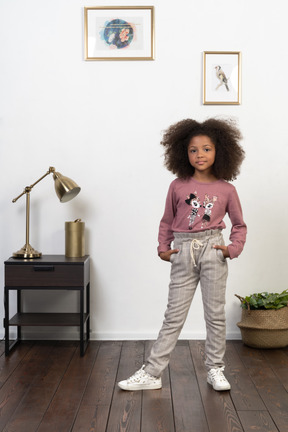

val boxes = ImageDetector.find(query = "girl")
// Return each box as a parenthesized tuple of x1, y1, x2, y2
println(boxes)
(118, 118, 247, 392)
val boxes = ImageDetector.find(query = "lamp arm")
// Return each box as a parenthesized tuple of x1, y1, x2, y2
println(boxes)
(12, 167, 56, 203)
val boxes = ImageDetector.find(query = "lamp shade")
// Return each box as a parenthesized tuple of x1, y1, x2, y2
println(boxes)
(53, 171, 81, 203)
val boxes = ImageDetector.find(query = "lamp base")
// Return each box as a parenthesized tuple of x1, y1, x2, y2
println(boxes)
(13, 244, 42, 259)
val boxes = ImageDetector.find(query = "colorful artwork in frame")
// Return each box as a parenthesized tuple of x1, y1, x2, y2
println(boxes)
(84, 6, 155, 61)
(203, 51, 241, 105)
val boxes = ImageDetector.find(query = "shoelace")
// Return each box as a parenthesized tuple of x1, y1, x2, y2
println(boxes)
(209, 367, 226, 382)
(127, 365, 148, 383)
(190, 239, 204, 267)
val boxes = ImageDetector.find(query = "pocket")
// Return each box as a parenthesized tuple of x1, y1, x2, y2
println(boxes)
(216, 248, 226, 263)
(169, 248, 181, 263)
(169, 252, 176, 263)
(213, 235, 226, 263)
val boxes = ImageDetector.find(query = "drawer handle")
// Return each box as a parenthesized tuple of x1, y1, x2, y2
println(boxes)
(34, 266, 55, 272)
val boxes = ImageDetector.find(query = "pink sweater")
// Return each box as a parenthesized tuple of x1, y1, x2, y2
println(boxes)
(158, 177, 247, 259)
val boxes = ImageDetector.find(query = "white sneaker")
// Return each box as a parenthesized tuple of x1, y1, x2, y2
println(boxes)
(118, 365, 162, 391)
(207, 367, 231, 391)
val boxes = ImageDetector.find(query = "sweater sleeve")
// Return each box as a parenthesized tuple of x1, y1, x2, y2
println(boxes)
(157, 182, 177, 254)
(226, 188, 247, 259)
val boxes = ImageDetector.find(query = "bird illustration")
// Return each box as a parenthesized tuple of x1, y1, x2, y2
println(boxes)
(215, 65, 229, 91)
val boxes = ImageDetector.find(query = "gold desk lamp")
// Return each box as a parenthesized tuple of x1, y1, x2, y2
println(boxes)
(12, 166, 81, 259)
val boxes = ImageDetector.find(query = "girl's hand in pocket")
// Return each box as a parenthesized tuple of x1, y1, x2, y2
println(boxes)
(159, 249, 179, 262)
(213, 245, 230, 258)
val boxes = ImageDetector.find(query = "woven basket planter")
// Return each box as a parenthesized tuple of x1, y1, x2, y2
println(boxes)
(237, 307, 288, 349)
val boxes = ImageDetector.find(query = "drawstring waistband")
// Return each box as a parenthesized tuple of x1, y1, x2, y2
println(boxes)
(190, 239, 203, 267)
(173, 230, 222, 268)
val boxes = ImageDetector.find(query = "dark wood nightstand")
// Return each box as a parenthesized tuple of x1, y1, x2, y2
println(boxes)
(4, 255, 90, 356)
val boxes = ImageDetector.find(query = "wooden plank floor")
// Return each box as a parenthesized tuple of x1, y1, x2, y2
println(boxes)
(0, 340, 288, 432)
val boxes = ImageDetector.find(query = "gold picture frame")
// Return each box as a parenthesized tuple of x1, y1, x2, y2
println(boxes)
(84, 6, 155, 61)
(203, 51, 241, 105)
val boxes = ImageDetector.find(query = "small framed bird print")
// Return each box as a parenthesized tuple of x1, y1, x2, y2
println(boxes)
(203, 51, 241, 105)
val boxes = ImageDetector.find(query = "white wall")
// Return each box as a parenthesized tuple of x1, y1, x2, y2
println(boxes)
(1, 0, 288, 341)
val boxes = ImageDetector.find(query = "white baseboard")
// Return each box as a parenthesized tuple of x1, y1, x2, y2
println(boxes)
(0, 329, 241, 341)
(89, 330, 242, 341)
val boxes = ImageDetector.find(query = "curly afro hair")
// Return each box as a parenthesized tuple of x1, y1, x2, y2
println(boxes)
(160, 118, 245, 181)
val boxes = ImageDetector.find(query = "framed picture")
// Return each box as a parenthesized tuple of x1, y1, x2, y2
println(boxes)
(203, 51, 241, 105)
(84, 6, 155, 61)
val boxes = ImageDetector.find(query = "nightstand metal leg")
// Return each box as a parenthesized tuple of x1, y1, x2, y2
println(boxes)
(4, 286, 9, 355)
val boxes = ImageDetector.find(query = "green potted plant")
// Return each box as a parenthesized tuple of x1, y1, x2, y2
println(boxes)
(235, 290, 288, 348)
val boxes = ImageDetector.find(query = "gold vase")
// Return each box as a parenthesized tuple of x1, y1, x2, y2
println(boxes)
(65, 219, 85, 257)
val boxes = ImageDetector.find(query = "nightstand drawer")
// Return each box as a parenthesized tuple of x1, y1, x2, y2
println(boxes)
(5, 264, 83, 287)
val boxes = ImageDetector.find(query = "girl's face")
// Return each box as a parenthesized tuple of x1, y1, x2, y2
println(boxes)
(187, 135, 216, 175)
